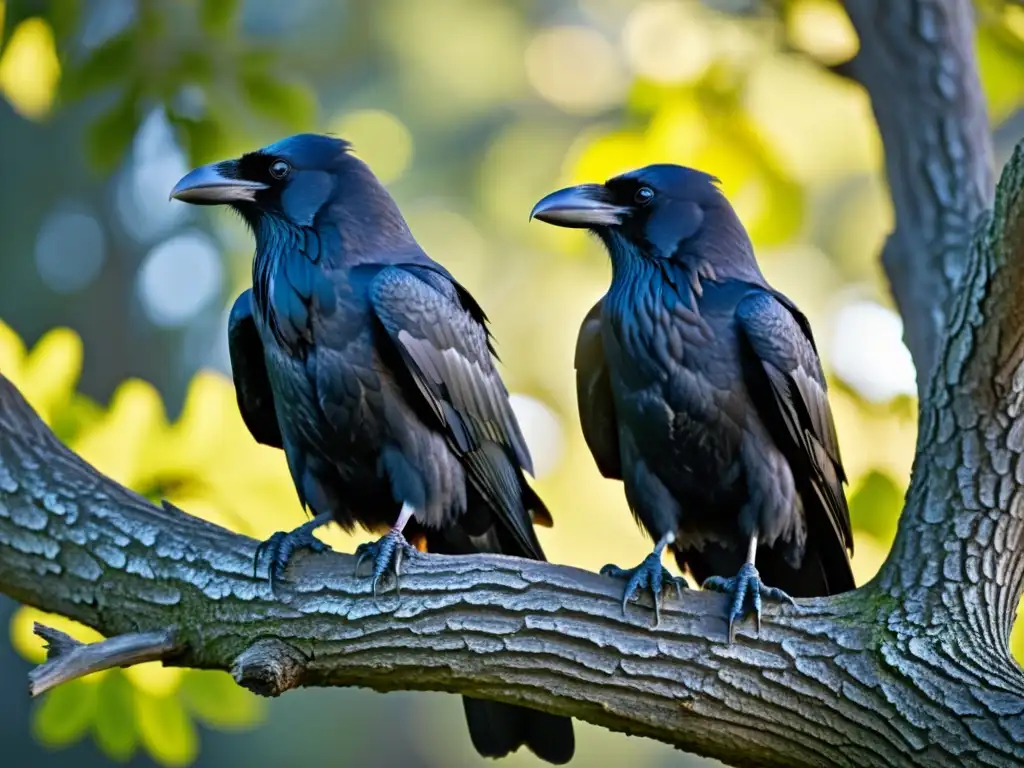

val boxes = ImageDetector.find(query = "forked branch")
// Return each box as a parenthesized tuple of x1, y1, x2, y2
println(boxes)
(28, 625, 181, 696)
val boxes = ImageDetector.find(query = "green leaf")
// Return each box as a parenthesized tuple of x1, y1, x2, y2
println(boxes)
(86, 87, 141, 172)
(50, 393, 104, 443)
(168, 113, 229, 166)
(136, 1, 165, 43)
(240, 71, 316, 131)
(135, 692, 198, 768)
(62, 30, 136, 101)
(718, 111, 804, 247)
(750, 170, 804, 247)
(849, 470, 903, 546)
(180, 670, 266, 730)
(32, 680, 97, 747)
(173, 50, 214, 86)
(977, 22, 1024, 123)
(93, 672, 137, 761)
(200, 0, 240, 35)
(48, 0, 82, 45)
(239, 48, 276, 73)
(625, 79, 687, 119)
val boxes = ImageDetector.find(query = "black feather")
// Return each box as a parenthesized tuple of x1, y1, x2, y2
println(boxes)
(227, 289, 283, 449)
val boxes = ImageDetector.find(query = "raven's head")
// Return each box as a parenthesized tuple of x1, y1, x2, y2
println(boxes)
(531, 164, 758, 278)
(171, 134, 410, 246)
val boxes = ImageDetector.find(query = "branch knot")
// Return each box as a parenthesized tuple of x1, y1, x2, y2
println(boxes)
(232, 638, 307, 697)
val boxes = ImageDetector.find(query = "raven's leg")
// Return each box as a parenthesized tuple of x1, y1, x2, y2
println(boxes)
(702, 528, 797, 642)
(600, 531, 688, 626)
(353, 503, 420, 597)
(254, 511, 333, 592)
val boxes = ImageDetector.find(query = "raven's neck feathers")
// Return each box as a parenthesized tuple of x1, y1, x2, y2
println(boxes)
(321, 180, 418, 264)
(604, 203, 765, 305)
(683, 204, 765, 285)
(249, 174, 419, 350)
(250, 182, 417, 266)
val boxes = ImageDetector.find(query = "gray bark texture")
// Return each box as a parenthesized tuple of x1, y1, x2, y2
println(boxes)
(0, 0, 1022, 766)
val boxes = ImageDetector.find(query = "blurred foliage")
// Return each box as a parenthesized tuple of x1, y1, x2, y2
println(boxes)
(0, 0, 315, 168)
(2, 320, 287, 764)
(0, 0, 1022, 766)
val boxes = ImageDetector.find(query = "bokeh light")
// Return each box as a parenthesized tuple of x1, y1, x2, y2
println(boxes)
(745, 57, 883, 183)
(525, 26, 627, 114)
(404, 205, 491, 288)
(328, 109, 414, 184)
(830, 299, 917, 403)
(785, 0, 859, 65)
(118, 110, 190, 243)
(508, 393, 565, 479)
(380, 0, 528, 115)
(622, 1, 713, 84)
(0, 17, 60, 120)
(137, 232, 224, 328)
(34, 206, 106, 294)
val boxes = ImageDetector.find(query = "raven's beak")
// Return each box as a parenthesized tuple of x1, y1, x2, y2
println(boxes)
(170, 161, 268, 205)
(529, 184, 627, 228)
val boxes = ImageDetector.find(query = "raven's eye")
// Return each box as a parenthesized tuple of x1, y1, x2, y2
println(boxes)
(269, 160, 290, 180)
(634, 186, 654, 204)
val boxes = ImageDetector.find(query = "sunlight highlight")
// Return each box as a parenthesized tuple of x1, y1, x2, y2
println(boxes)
(830, 300, 917, 403)
(0, 17, 61, 120)
(329, 108, 414, 184)
(622, 1, 712, 84)
(525, 26, 626, 114)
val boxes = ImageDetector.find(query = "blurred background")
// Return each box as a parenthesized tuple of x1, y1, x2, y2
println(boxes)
(0, 0, 1023, 766)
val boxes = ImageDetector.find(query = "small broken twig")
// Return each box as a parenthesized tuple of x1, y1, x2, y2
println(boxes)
(28, 623, 183, 696)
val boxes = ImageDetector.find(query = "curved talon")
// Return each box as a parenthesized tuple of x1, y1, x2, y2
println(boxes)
(353, 548, 374, 578)
(253, 538, 271, 579)
(253, 522, 330, 592)
(702, 562, 796, 643)
(392, 544, 407, 598)
(354, 529, 417, 598)
(600, 553, 688, 626)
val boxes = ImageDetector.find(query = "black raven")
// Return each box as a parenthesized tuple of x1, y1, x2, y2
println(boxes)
(530, 164, 855, 638)
(171, 134, 575, 763)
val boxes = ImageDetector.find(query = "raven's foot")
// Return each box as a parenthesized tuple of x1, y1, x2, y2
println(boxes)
(353, 528, 419, 597)
(254, 513, 332, 592)
(702, 562, 797, 642)
(600, 552, 688, 626)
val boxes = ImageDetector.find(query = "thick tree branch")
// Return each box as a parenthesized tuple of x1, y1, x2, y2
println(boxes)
(842, 0, 995, 385)
(0, 2, 1021, 766)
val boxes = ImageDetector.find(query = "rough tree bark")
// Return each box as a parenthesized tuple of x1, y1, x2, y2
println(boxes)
(0, 0, 1021, 766)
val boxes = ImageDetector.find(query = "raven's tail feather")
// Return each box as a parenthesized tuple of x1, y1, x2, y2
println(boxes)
(756, 535, 855, 598)
(463, 698, 575, 765)
(766, 495, 857, 598)
(424, 473, 575, 765)
(523, 481, 554, 528)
